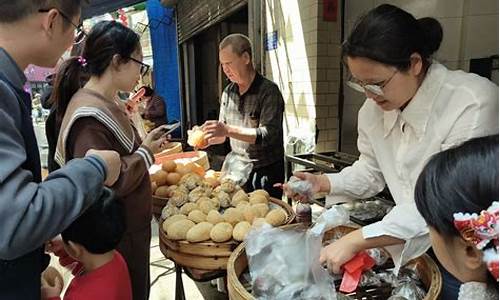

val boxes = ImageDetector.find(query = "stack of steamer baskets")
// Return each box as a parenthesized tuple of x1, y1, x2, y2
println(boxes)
(150, 153, 295, 272)
(227, 224, 442, 300)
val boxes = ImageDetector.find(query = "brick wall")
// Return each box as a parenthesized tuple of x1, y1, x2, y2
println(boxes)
(263, 0, 342, 154)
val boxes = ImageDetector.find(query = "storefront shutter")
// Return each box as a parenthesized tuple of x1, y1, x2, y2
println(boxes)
(176, 0, 247, 44)
(82, 0, 144, 19)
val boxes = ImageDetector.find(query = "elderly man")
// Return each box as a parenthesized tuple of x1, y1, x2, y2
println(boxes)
(203, 33, 285, 198)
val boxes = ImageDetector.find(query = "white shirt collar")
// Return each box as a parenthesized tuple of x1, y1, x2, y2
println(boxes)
(383, 63, 447, 138)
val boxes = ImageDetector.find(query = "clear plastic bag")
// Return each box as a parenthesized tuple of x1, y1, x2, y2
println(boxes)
(286, 126, 316, 155)
(245, 206, 350, 300)
(220, 151, 253, 186)
(287, 176, 314, 201)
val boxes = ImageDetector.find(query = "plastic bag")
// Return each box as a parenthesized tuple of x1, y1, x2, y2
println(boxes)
(220, 151, 253, 186)
(389, 281, 426, 300)
(245, 206, 350, 300)
(286, 126, 316, 155)
(366, 248, 390, 266)
(287, 176, 314, 201)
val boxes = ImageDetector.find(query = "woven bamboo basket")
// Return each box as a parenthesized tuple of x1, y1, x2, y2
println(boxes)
(159, 198, 295, 271)
(227, 225, 442, 300)
(154, 142, 182, 158)
(154, 151, 210, 170)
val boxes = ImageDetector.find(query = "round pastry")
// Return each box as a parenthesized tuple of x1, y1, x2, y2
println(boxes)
(210, 222, 233, 242)
(180, 203, 198, 215)
(252, 203, 270, 218)
(161, 204, 180, 219)
(206, 210, 224, 224)
(186, 222, 213, 242)
(170, 190, 188, 207)
(167, 219, 195, 240)
(265, 208, 287, 226)
(233, 221, 252, 241)
(214, 191, 231, 208)
(231, 190, 249, 206)
(162, 214, 187, 232)
(223, 207, 244, 225)
(188, 209, 207, 223)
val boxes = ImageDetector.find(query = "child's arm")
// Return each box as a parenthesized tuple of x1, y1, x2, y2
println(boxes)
(46, 239, 84, 275)
(41, 274, 63, 300)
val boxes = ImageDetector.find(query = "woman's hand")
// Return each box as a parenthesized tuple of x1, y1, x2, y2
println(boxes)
(142, 125, 169, 154)
(281, 172, 330, 202)
(319, 231, 363, 274)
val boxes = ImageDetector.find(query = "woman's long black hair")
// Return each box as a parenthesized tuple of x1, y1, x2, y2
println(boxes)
(51, 20, 140, 125)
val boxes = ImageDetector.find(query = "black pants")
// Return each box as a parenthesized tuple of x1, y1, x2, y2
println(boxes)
(0, 248, 50, 300)
(244, 160, 285, 199)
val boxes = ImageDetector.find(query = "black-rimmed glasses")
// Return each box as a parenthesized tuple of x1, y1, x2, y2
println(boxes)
(128, 57, 150, 77)
(38, 9, 87, 45)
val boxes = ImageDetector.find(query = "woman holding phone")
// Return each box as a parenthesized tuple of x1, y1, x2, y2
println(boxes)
(50, 21, 168, 300)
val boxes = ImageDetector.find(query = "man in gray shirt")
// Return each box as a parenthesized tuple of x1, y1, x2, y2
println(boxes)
(0, 1, 120, 299)
(203, 34, 285, 198)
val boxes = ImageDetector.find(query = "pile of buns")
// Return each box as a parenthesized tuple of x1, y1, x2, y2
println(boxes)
(160, 180, 288, 243)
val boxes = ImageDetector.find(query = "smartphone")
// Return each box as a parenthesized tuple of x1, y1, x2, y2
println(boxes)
(162, 122, 180, 136)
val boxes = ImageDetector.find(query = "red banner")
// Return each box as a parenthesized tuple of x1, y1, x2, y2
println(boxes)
(323, 0, 338, 22)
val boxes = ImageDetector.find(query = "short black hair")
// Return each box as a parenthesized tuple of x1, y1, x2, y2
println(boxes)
(415, 135, 498, 237)
(343, 4, 442, 70)
(0, 0, 85, 24)
(61, 188, 126, 254)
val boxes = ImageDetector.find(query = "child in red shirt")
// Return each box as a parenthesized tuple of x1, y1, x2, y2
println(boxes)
(41, 188, 132, 300)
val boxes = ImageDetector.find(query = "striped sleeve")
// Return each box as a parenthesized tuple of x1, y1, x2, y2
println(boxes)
(136, 146, 154, 169)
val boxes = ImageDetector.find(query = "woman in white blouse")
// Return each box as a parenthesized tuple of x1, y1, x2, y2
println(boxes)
(284, 4, 498, 299)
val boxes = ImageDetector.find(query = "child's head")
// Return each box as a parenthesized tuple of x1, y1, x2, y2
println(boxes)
(415, 135, 499, 285)
(52, 20, 144, 122)
(0, 1, 86, 68)
(61, 188, 126, 258)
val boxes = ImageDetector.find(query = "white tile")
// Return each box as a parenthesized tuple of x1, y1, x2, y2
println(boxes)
(462, 15, 499, 59)
(464, 0, 499, 16)
(435, 17, 463, 62)
(373, 0, 464, 18)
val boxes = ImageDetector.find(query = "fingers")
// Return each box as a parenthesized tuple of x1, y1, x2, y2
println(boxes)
(293, 171, 309, 180)
(149, 125, 168, 139)
(85, 150, 121, 186)
(54, 276, 63, 290)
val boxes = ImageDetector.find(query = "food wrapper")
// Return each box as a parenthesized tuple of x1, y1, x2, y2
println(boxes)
(246, 206, 350, 300)
(220, 151, 253, 186)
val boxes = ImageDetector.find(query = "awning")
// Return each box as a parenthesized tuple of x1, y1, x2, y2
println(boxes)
(82, 0, 145, 19)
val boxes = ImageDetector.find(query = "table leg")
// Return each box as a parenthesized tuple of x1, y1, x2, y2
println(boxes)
(175, 264, 186, 300)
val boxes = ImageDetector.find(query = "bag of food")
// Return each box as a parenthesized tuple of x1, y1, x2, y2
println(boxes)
(245, 206, 350, 300)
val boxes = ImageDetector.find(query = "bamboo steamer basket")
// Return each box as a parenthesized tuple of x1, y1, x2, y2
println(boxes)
(227, 225, 442, 300)
(159, 198, 295, 271)
(155, 151, 210, 170)
(155, 142, 182, 158)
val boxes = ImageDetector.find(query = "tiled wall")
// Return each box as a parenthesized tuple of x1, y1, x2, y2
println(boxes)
(341, 0, 499, 154)
(263, 0, 342, 154)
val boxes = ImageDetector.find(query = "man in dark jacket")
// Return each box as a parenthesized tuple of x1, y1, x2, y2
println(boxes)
(0, 1, 121, 299)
